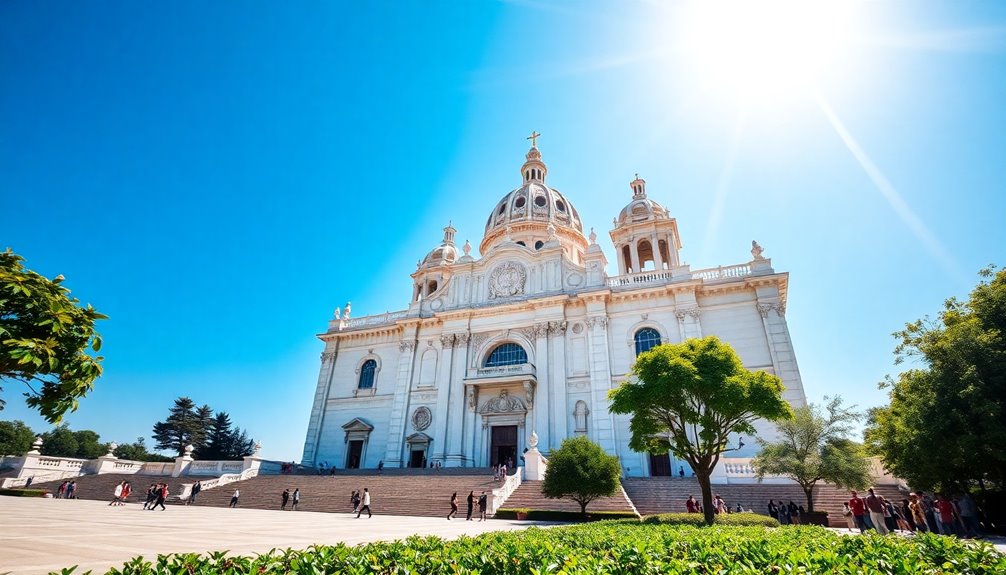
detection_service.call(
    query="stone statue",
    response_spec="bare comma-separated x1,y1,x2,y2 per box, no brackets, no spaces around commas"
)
751,240,765,261
589,227,597,244
546,222,557,241
463,239,471,256
505,224,513,240
343,301,352,319
528,430,539,449
333,307,341,320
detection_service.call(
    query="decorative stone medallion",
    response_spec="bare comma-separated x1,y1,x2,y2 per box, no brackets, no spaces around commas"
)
412,406,432,431
488,261,527,299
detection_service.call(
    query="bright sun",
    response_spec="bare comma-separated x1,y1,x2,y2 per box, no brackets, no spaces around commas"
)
681,0,857,100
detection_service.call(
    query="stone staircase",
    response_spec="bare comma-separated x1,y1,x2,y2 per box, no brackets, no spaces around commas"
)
31,474,202,504
191,471,501,517
501,480,638,515
622,478,906,526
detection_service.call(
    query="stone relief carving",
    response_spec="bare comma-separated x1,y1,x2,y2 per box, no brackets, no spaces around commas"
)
517,326,537,342
571,323,583,335
399,340,416,352
440,334,455,347
472,331,497,352
488,261,527,299
533,322,550,338
320,351,337,364
522,381,536,410
411,406,432,431
758,303,785,317
479,389,527,414
455,332,471,346
548,320,567,335
466,386,478,411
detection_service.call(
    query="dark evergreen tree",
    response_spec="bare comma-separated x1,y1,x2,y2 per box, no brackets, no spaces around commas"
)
152,397,213,455
199,412,235,460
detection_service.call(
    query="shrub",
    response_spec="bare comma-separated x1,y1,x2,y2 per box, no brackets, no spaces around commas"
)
0,488,49,497
495,508,638,521
643,511,779,527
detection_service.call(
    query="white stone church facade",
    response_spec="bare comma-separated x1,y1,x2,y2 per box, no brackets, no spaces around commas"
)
301,141,807,477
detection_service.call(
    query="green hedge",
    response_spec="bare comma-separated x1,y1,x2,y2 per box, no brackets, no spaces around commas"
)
643,511,780,527
0,488,49,497
56,522,1006,575
494,508,638,521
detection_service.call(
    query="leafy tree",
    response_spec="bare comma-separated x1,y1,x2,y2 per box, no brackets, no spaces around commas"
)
0,249,107,423
199,412,256,460
40,424,79,457
541,435,622,515
73,429,107,459
609,336,792,525
152,397,214,455
114,437,173,462
0,419,36,456
865,266,1006,492
752,397,871,512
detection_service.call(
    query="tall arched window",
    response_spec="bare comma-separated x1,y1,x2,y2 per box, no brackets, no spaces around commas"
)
634,328,662,356
484,343,527,367
358,359,377,389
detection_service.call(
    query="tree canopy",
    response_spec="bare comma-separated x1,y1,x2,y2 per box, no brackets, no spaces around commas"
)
541,435,622,514
609,336,791,525
198,411,256,460
0,249,106,423
0,419,36,456
153,397,255,458
865,266,1006,492
752,397,871,512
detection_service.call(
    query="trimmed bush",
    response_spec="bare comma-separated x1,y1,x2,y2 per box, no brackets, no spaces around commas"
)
495,508,638,521
643,511,779,527
57,523,1005,575
0,488,49,497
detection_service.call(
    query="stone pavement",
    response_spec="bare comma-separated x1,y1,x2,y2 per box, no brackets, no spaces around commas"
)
0,497,541,575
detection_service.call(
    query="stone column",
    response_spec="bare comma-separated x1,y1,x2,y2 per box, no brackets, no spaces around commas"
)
652,234,664,270
445,333,470,465
301,344,340,466
759,302,807,408
432,334,455,462
384,338,419,468
549,321,568,450
585,316,616,453
532,323,550,453
629,240,640,274
616,245,627,275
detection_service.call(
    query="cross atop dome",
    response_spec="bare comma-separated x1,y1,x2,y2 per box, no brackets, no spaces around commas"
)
527,130,541,148
521,132,547,183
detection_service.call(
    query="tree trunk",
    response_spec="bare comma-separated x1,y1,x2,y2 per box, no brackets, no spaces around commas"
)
579,500,587,515
696,470,715,526
803,484,815,513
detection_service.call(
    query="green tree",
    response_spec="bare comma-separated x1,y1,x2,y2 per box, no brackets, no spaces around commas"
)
200,412,256,460
752,397,871,512
152,397,213,455
865,266,1006,492
541,435,622,515
40,424,79,457
73,429,107,459
114,437,172,462
0,249,107,423
0,419,36,456
609,336,792,525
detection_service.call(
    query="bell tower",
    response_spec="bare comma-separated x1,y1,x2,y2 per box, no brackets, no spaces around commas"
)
610,175,682,274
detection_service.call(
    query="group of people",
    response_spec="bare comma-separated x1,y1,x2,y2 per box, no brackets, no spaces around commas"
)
685,494,741,515
142,483,170,511
492,462,510,482
108,481,132,506
350,488,372,518
280,488,301,510
844,489,982,538
768,500,805,524
54,480,78,499
447,490,488,521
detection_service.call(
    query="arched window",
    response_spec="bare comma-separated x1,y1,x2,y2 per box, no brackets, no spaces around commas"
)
484,343,527,367
534,240,544,250
634,328,662,356
358,359,377,389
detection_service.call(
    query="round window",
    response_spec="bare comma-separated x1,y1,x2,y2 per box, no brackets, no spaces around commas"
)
556,200,565,212
534,195,547,207
535,240,544,250
515,196,526,208
516,241,526,246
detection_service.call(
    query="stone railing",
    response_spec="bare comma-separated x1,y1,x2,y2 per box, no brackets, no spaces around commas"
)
337,310,410,331
187,460,246,476
488,466,524,516
691,263,752,281
606,270,674,287
178,466,260,501
467,363,536,380
1,470,72,489
139,462,174,476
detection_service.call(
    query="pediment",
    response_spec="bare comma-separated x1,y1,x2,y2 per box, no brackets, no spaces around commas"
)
341,418,374,432
405,432,433,444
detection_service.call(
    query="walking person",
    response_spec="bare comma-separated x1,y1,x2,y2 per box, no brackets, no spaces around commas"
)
848,491,869,533
356,487,372,518
143,484,157,510
351,490,361,513
292,488,300,511
188,481,201,505
865,488,889,534
466,491,475,520
281,488,290,510
841,503,856,531
66,481,77,499
686,495,698,513
935,494,957,536
957,493,981,538
229,489,240,508
150,483,168,511
477,491,487,521
120,481,131,505
788,501,800,524
57,481,67,499
109,481,124,506
908,493,928,533
768,500,778,522
447,492,458,520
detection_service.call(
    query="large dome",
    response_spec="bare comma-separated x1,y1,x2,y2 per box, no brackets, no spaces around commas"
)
479,144,586,256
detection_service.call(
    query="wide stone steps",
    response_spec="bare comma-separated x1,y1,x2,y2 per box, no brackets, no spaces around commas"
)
192,473,501,518
31,474,201,505
501,480,638,515
622,478,906,526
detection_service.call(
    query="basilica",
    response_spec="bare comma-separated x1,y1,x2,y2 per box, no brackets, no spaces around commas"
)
301,138,807,477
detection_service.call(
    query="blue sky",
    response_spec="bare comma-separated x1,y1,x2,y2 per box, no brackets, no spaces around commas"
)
2,1,1004,461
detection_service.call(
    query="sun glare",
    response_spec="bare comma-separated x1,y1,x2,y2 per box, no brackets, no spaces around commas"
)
682,0,857,100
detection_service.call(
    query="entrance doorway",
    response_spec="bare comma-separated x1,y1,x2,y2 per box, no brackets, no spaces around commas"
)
490,425,518,467
410,449,426,468
649,453,672,476
346,440,364,469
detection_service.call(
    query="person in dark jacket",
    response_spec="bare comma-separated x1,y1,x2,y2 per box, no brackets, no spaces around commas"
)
466,491,475,521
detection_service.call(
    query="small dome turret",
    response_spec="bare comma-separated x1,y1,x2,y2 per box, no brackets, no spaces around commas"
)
615,175,670,227
419,223,458,268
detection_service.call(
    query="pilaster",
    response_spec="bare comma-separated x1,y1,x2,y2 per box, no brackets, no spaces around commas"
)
585,315,616,453
384,334,419,468
532,322,550,453
549,320,568,451
432,334,455,461
301,344,339,466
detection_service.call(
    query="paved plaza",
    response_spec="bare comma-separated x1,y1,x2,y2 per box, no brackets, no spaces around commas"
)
0,497,540,575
